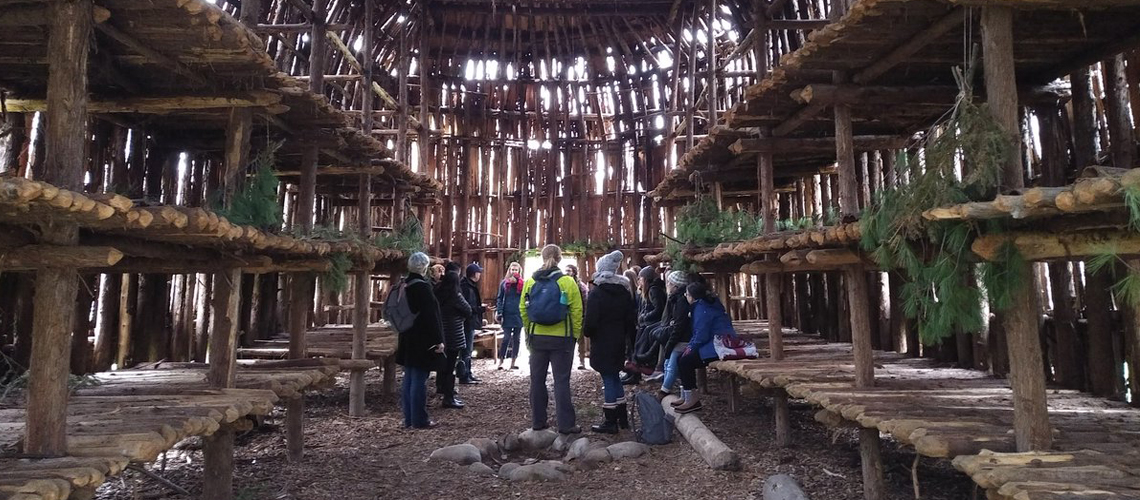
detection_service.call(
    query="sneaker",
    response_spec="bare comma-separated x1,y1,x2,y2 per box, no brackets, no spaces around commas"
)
442,398,466,409
458,379,481,385
558,425,582,435
646,372,664,382
675,401,703,414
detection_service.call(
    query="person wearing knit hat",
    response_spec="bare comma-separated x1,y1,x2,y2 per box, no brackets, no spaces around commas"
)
394,252,445,428
582,250,636,433
654,270,694,400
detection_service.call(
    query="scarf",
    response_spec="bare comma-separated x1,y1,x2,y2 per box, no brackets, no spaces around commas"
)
503,273,523,293
592,271,632,293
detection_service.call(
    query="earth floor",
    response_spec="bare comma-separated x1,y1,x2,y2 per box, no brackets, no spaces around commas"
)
94,358,977,500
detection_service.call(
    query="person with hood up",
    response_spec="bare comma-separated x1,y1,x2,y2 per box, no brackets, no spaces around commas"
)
434,270,471,409
671,281,735,414
582,250,636,434
394,252,444,428
458,262,487,384
495,261,525,370
520,244,584,435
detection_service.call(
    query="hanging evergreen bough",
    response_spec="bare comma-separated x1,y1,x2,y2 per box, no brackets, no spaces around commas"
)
1087,190,1140,306
373,213,426,255
666,197,764,272
321,252,353,295
860,57,1028,346
215,141,284,230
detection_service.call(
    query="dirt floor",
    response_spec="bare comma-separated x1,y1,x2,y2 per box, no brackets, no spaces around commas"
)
94,359,978,500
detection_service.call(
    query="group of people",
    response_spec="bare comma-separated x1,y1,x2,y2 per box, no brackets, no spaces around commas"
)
393,244,736,432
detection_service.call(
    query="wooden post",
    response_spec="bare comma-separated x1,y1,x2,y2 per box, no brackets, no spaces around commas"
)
349,0,376,418
758,139,790,447
982,6,1051,452
25,0,92,457
707,0,718,126
833,70,882,499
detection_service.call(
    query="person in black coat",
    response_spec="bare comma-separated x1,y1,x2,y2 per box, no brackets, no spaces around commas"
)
394,253,444,429
435,270,471,409
656,271,693,400
458,263,487,383
583,250,636,434
622,266,667,384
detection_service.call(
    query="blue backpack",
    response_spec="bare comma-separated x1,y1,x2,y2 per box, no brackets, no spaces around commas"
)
526,272,569,327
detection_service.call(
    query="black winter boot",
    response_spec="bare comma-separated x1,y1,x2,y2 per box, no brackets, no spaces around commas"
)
590,408,619,434
615,403,629,429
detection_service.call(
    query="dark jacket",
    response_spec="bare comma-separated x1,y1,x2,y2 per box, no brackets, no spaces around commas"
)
583,282,637,374
496,277,523,319
638,279,668,326
661,289,693,354
394,273,444,369
436,274,472,350
691,297,735,361
461,277,486,330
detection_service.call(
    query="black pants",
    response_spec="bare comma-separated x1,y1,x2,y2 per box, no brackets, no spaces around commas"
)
677,350,712,390
437,348,461,399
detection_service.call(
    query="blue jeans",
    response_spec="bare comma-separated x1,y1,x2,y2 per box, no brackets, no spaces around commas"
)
600,372,624,405
401,366,430,427
498,316,522,359
661,349,682,393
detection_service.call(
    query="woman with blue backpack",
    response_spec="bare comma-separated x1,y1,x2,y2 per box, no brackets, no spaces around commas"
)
671,281,734,414
520,244,584,435
495,261,524,370
582,250,636,434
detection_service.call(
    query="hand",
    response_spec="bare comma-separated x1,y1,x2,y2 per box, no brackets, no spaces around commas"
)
433,344,444,353
682,347,692,357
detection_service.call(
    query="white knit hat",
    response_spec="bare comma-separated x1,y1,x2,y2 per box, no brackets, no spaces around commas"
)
667,270,689,287
407,252,430,275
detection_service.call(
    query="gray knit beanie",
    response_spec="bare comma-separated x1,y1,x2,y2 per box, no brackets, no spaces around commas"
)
595,250,623,275
407,252,430,275
666,271,689,288
638,266,657,282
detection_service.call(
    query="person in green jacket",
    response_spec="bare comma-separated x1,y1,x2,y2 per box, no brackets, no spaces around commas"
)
520,244,584,435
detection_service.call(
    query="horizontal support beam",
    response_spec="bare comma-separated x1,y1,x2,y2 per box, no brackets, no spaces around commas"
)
3,92,283,114
730,135,910,154
793,84,1071,106
765,19,831,30
972,230,1140,262
0,245,123,270
0,5,109,26
253,23,349,32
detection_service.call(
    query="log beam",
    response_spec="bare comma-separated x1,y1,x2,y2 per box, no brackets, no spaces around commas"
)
24,0,92,458
982,5,1052,452
731,135,909,154
0,245,123,270
2,93,283,114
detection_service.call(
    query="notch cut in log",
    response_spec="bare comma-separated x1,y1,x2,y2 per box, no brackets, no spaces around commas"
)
662,395,741,471
0,245,123,270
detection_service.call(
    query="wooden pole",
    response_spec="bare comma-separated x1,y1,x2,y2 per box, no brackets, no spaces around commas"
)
25,0,92,457
758,136,789,446
707,0,718,126
349,0,376,418
833,70,883,500
982,6,1051,452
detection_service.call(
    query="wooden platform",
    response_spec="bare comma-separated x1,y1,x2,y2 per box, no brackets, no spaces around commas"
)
0,361,339,500
238,324,396,366
714,320,1140,499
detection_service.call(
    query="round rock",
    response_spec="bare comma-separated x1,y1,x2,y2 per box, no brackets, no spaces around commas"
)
564,437,590,462
468,462,495,477
509,463,566,482
518,428,558,450
429,444,481,465
466,437,501,460
499,433,520,452
606,441,650,460
498,462,521,479
762,474,810,500
581,448,612,466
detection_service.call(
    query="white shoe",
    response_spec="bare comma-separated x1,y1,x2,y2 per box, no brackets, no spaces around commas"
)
646,372,664,382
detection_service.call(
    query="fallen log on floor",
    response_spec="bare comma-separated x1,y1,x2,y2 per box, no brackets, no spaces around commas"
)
661,395,740,471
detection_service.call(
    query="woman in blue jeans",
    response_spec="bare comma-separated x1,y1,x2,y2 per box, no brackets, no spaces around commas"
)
583,250,636,434
495,261,524,370
394,253,445,429
656,271,693,401
672,281,734,414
